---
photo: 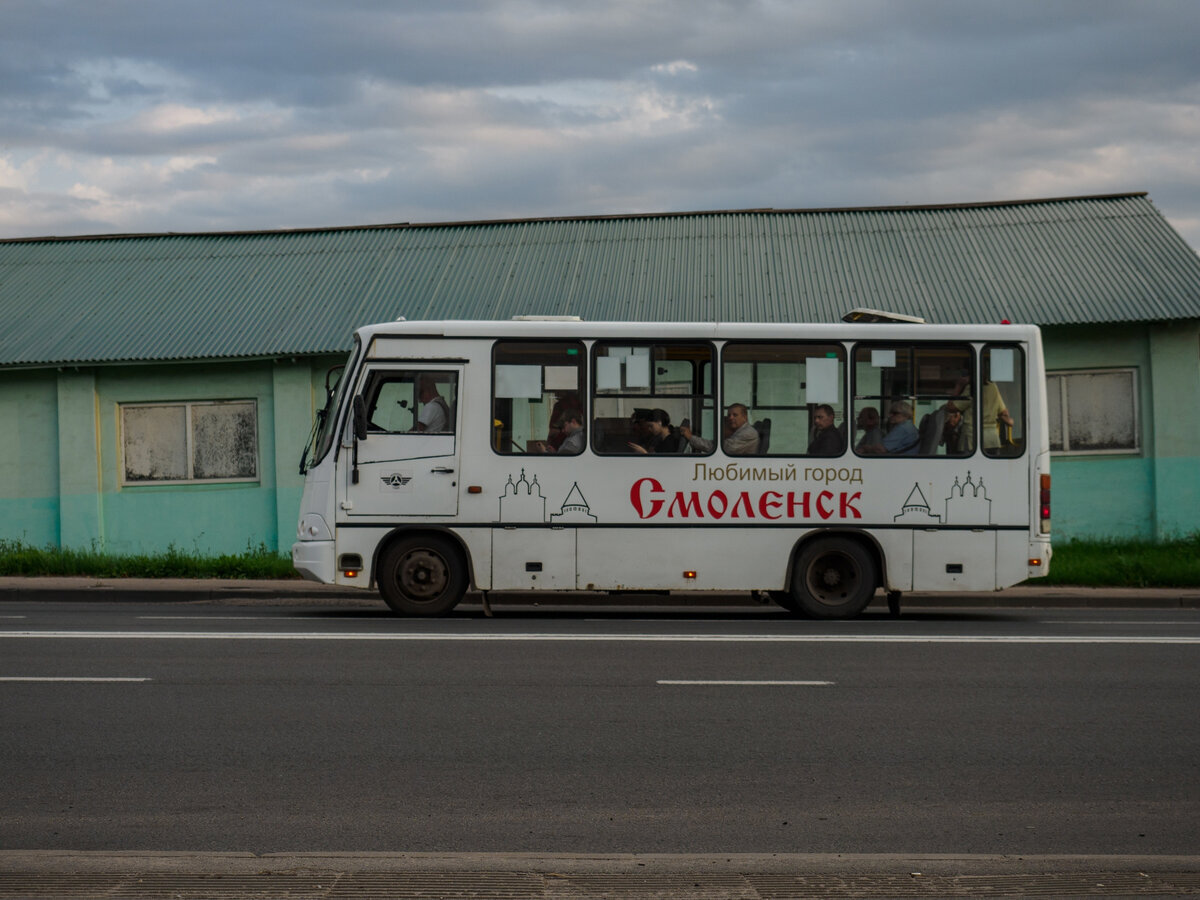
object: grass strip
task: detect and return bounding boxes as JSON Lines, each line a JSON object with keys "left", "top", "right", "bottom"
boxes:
{"left": 1, "top": 535, "right": 1198, "bottom": 587}
{"left": 1028, "top": 533, "right": 1200, "bottom": 588}
{"left": 0, "top": 540, "right": 297, "bottom": 580}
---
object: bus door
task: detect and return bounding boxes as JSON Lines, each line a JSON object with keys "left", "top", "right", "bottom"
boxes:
{"left": 340, "top": 366, "right": 462, "bottom": 518}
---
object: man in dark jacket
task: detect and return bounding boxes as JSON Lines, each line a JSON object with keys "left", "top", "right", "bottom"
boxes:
{"left": 807, "top": 404, "right": 845, "bottom": 456}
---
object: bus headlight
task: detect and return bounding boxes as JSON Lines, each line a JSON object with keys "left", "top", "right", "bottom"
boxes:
{"left": 297, "top": 514, "right": 332, "bottom": 541}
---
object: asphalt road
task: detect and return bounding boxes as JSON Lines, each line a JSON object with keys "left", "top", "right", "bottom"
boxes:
{"left": 2, "top": 599, "right": 1199, "bottom": 859}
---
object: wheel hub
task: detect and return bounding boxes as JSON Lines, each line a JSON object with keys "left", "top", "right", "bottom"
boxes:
{"left": 820, "top": 565, "right": 844, "bottom": 588}
{"left": 809, "top": 552, "right": 853, "bottom": 600}
{"left": 399, "top": 549, "right": 447, "bottom": 600}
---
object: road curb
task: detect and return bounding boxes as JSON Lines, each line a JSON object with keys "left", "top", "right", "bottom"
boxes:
{"left": 4, "top": 850, "right": 1200, "bottom": 875}
{"left": 1, "top": 577, "right": 1198, "bottom": 608}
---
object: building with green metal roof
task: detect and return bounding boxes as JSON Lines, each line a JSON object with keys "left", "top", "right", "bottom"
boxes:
{"left": 2, "top": 192, "right": 1198, "bottom": 555}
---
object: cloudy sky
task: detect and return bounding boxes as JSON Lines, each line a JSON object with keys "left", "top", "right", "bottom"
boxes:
{"left": 3, "top": 0, "right": 1199, "bottom": 248}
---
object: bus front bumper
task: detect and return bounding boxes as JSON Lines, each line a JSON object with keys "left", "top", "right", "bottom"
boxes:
{"left": 291, "top": 540, "right": 335, "bottom": 585}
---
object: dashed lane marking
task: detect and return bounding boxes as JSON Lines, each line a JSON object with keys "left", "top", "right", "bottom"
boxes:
{"left": 658, "top": 679, "right": 835, "bottom": 685}
{"left": 1, "top": 630, "right": 1200, "bottom": 644}
{"left": 0, "top": 676, "right": 151, "bottom": 682}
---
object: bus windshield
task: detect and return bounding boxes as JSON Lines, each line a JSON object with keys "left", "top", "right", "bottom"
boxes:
{"left": 300, "top": 344, "right": 356, "bottom": 473}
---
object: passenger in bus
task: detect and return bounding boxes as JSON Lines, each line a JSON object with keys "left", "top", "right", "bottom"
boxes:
{"left": 806, "top": 404, "right": 845, "bottom": 456}
{"left": 982, "top": 381, "right": 1014, "bottom": 451}
{"left": 625, "top": 408, "right": 654, "bottom": 451}
{"left": 627, "top": 408, "right": 690, "bottom": 454}
{"left": 882, "top": 401, "right": 920, "bottom": 454}
{"left": 545, "top": 391, "right": 581, "bottom": 450}
{"left": 941, "top": 402, "right": 969, "bottom": 454}
{"left": 549, "top": 409, "right": 585, "bottom": 454}
{"left": 413, "top": 375, "right": 451, "bottom": 433}
{"left": 860, "top": 401, "right": 919, "bottom": 455}
{"left": 853, "top": 406, "right": 884, "bottom": 454}
{"left": 679, "top": 403, "right": 759, "bottom": 455}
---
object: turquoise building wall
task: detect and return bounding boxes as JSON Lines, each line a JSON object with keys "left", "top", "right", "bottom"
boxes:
{"left": 0, "top": 370, "right": 60, "bottom": 546}
{"left": 1042, "top": 320, "right": 1200, "bottom": 540}
{"left": 0, "top": 356, "right": 341, "bottom": 555}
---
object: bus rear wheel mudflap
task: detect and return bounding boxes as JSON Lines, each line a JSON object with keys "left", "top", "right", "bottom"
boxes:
{"left": 790, "top": 536, "right": 878, "bottom": 619}
{"left": 377, "top": 533, "right": 468, "bottom": 616}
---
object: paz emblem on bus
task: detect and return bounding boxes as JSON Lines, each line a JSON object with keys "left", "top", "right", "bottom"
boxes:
{"left": 380, "top": 473, "right": 413, "bottom": 490}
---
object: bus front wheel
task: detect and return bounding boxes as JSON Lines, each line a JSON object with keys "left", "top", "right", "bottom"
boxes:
{"left": 378, "top": 534, "right": 467, "bottom": 616}
{"left": 790, "top": 538, "right": 877, "bottom": 619}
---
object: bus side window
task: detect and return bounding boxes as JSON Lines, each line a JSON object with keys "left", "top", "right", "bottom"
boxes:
{"left": 853, "top": 344, "right": 974, "bottom": 457}
{"left": 982, "top": 344, "right": 1025, "bottom": 457}
{"left": 722, "top": 342, "right": 846, "bottom": 456}
{"left": 492, "top": 341, "right": 586, "bottom": 455}
{"left": 591, "top": 341, "right": 715, "bottom": 455}
{"left": 362, "top": 371, "right": 458, "bottom": 434}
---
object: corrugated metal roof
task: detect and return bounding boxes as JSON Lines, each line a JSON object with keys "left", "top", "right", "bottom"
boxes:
{"left": 2, "top": 193, "right": 1198, "bottom": 368}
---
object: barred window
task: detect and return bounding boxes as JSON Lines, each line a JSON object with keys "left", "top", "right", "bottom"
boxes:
{"left": 1047, "top": 369, "right": 1139, "bottom": 454}
{"left": 122, "top": 400, "right": 258, "bottom": 484}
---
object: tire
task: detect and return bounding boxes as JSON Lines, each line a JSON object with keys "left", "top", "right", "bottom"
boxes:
{"left": 770, "top": 591, "right": 802, "bottom": 613}
{"left": 377, "top": 534, "right": 467, "bottom": 616}
{"left": 789, "top": 537, "right": 877, "bottom": 619}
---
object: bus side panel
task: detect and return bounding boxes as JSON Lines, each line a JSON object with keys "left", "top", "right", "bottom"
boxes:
{"left": 912, "top": 530, "right": 997, "bottom": 591}
{"left": 492, "top": 527, "right": 575, "bottom": 590}
{"left": 874, "top": 529, "right": 914, "bottom": 593}
{"left": 997, "top": 530, "right": 1037, "bottom": 589}
{"left": 575, "top": 527, "right": 793, "bottom": 592}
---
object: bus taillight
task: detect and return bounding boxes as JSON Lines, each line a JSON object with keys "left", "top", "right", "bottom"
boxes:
{"left": 1039, "top": 473, "right": 1051, "bottom": 533}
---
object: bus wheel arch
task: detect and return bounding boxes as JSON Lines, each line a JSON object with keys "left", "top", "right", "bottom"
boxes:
{"left": 783, "top": 530, "right": 883, "bottom": 619}
{"left": 373, "top": 527, "right": 472, "bottom": 616}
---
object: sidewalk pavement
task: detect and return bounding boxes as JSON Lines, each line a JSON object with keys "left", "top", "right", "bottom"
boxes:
{"left": 1, "top": 576, "right": 1198, "bottom": 608}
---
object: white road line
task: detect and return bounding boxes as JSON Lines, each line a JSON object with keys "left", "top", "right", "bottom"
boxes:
{"left": 1039, "top": 619, "right": 1200, "bottom": 626}
{"left": 0, "top": 677, "right": 151, "bottom": 683}
{"left": 1, "top": 631, "right": 1199, "bottom": 644}
{"left": 658, "top": 680, "right": 835, "bottom": 686}
{"left": 137, "top": 619, "right": 312, "bottom": 624}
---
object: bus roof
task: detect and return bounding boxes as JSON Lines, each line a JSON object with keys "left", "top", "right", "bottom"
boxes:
{"left": 355, "top": 318, "right": 1041, "bottom": 343}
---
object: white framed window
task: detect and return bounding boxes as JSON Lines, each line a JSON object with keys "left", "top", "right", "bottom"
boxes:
{"left": 1046, "top": 369, "right": 1139, "bottom": 454}
{"left": 121, "top": 400, "right": 259, "bottom": 484}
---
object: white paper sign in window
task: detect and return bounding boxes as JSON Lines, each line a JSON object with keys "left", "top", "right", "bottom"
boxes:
{"left": 990, "top": 348, "right": 1015, "bottom": 383}
{"left": 806, "top": 357, "right": 840, "bottom": 404}
{"left": 544, "top": 366, "right": 578, "bottom": 391}
{"left": 596, "top": 357, "right": 622, "bottom": 391}
{"left": 624, "top": 353, "right": 651, "bottom": 388}
{"left": 871, "top": 349, "right": 896, "bottom": 368}
{"left": 495, "top": 365, "right": 543, "bottom": 399}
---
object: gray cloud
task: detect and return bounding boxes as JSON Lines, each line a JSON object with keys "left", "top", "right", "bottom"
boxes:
{"left": 2, "top": 0, "right": 1199, "bottom": 248}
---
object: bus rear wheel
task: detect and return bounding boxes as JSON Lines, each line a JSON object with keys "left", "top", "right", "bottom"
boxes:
{"left": 790, "top": 537, "right": 877, "bottom": 619}
{"left": 378, "top": 534, "right": 467, "bottom": 616}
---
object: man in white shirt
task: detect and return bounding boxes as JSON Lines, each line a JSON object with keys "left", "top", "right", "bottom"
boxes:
{"left": 414, "top": 375, "right": 450, "bottom": 433}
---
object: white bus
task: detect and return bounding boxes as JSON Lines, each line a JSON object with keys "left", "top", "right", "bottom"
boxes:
{"left": 293, "top": 318, "right": 1051, "bottom": 618}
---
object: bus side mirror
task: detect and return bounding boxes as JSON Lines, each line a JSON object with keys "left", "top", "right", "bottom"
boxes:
{"left": 352, "top": 396, "right": 368, "bottom": 441}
